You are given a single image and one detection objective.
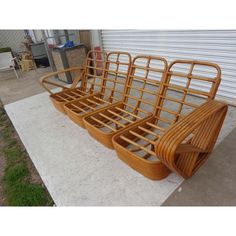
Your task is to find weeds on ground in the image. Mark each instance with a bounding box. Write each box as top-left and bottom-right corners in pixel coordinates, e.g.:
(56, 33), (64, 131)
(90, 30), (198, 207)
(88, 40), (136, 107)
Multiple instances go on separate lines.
(0, 103), (53, 206)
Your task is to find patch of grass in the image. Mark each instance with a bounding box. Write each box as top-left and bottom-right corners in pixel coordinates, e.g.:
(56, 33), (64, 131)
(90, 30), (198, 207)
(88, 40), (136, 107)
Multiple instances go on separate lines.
(6, 183), (48, 206)
(4, 164), (29, 183)
(0, 102), (53, 206)
(3, 146), (24, 164)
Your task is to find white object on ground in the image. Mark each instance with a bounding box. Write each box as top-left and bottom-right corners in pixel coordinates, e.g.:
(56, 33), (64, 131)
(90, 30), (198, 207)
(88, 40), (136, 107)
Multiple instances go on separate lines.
(0, 52), (19, 79)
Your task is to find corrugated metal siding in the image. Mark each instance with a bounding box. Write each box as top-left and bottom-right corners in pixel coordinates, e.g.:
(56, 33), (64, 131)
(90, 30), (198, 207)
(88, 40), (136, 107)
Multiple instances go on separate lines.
(101, 30), (236, 104)
(0, 30), (25, 53)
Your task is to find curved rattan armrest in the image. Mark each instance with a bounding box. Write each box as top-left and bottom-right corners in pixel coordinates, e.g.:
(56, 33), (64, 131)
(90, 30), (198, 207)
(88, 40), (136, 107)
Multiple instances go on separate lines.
(40, 66), (85, 94)
(155, 100), (228, 178)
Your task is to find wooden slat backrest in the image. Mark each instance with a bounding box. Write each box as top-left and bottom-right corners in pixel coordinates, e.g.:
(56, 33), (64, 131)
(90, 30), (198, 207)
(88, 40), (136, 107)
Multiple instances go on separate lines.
(81, 51), (131, 100)
(121, 55), (168, 118)
(154, 60), (221, 130)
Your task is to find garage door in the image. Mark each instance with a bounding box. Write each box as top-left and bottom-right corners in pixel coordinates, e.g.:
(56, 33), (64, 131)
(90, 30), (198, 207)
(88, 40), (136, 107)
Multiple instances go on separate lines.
(101, 30), (236, 105)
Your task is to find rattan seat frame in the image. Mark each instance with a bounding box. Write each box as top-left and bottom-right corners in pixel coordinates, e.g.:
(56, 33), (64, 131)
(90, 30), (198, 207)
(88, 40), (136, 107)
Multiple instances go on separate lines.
(83, 55), (168, 148)
(40, 50), (107, 113)
(64, 52), (132, 128)
(112, 60), (228, 180)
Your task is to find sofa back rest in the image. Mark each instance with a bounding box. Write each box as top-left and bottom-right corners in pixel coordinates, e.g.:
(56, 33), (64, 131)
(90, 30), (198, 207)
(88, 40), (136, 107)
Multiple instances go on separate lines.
(155, 60), (221, 129)
(122, 55), (168, 118)
(100, 52), (131, 102)
(81, 51), (131, 102)
(80, 50), (107, 92)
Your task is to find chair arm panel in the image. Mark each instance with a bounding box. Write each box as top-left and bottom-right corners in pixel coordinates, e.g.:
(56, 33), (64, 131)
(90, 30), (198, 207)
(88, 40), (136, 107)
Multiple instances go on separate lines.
(155, 100), (228, 178)
(40, 66), (84, 94)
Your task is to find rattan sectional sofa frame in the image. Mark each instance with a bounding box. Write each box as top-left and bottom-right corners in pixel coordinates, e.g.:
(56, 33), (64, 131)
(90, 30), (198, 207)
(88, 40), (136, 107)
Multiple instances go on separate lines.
(40, 50), (228, 180)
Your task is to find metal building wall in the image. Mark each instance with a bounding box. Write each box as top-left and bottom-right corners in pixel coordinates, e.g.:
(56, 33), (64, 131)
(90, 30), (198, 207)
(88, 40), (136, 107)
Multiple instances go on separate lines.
(101, 30), (236, 105)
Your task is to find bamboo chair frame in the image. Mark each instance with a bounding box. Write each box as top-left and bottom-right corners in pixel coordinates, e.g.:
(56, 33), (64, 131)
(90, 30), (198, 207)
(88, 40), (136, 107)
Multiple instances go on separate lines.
(83, 55), (168, 148)
(112, 60), (228, 180)
(40, 50), (107, 113)
(64, 52), (132, 128)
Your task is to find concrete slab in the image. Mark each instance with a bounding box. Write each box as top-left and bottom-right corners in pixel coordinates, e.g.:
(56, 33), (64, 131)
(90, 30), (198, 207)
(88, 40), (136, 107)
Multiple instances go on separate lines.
(0, 67), (65, 105)
(163, 127), (236, 206)
(0, 68), (51, 105)
(5, 92), (184, 206)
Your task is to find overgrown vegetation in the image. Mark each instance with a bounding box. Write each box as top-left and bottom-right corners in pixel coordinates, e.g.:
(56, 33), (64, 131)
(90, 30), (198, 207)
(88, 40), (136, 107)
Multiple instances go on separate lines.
(0, 102), (53, 206)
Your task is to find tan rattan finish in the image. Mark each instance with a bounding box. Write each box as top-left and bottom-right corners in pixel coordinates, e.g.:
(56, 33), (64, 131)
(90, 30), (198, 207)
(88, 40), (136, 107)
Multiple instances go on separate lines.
(64, 52), (131, 128)
(83, 55), (168, 148)
(40, 50), (107, 113)
(41, 52), (228, 180)
(113, 60), (227, 179)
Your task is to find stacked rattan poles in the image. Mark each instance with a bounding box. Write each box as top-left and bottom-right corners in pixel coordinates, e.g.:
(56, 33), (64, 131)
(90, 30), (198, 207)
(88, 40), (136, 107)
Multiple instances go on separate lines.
(40, 51), (228, 180)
